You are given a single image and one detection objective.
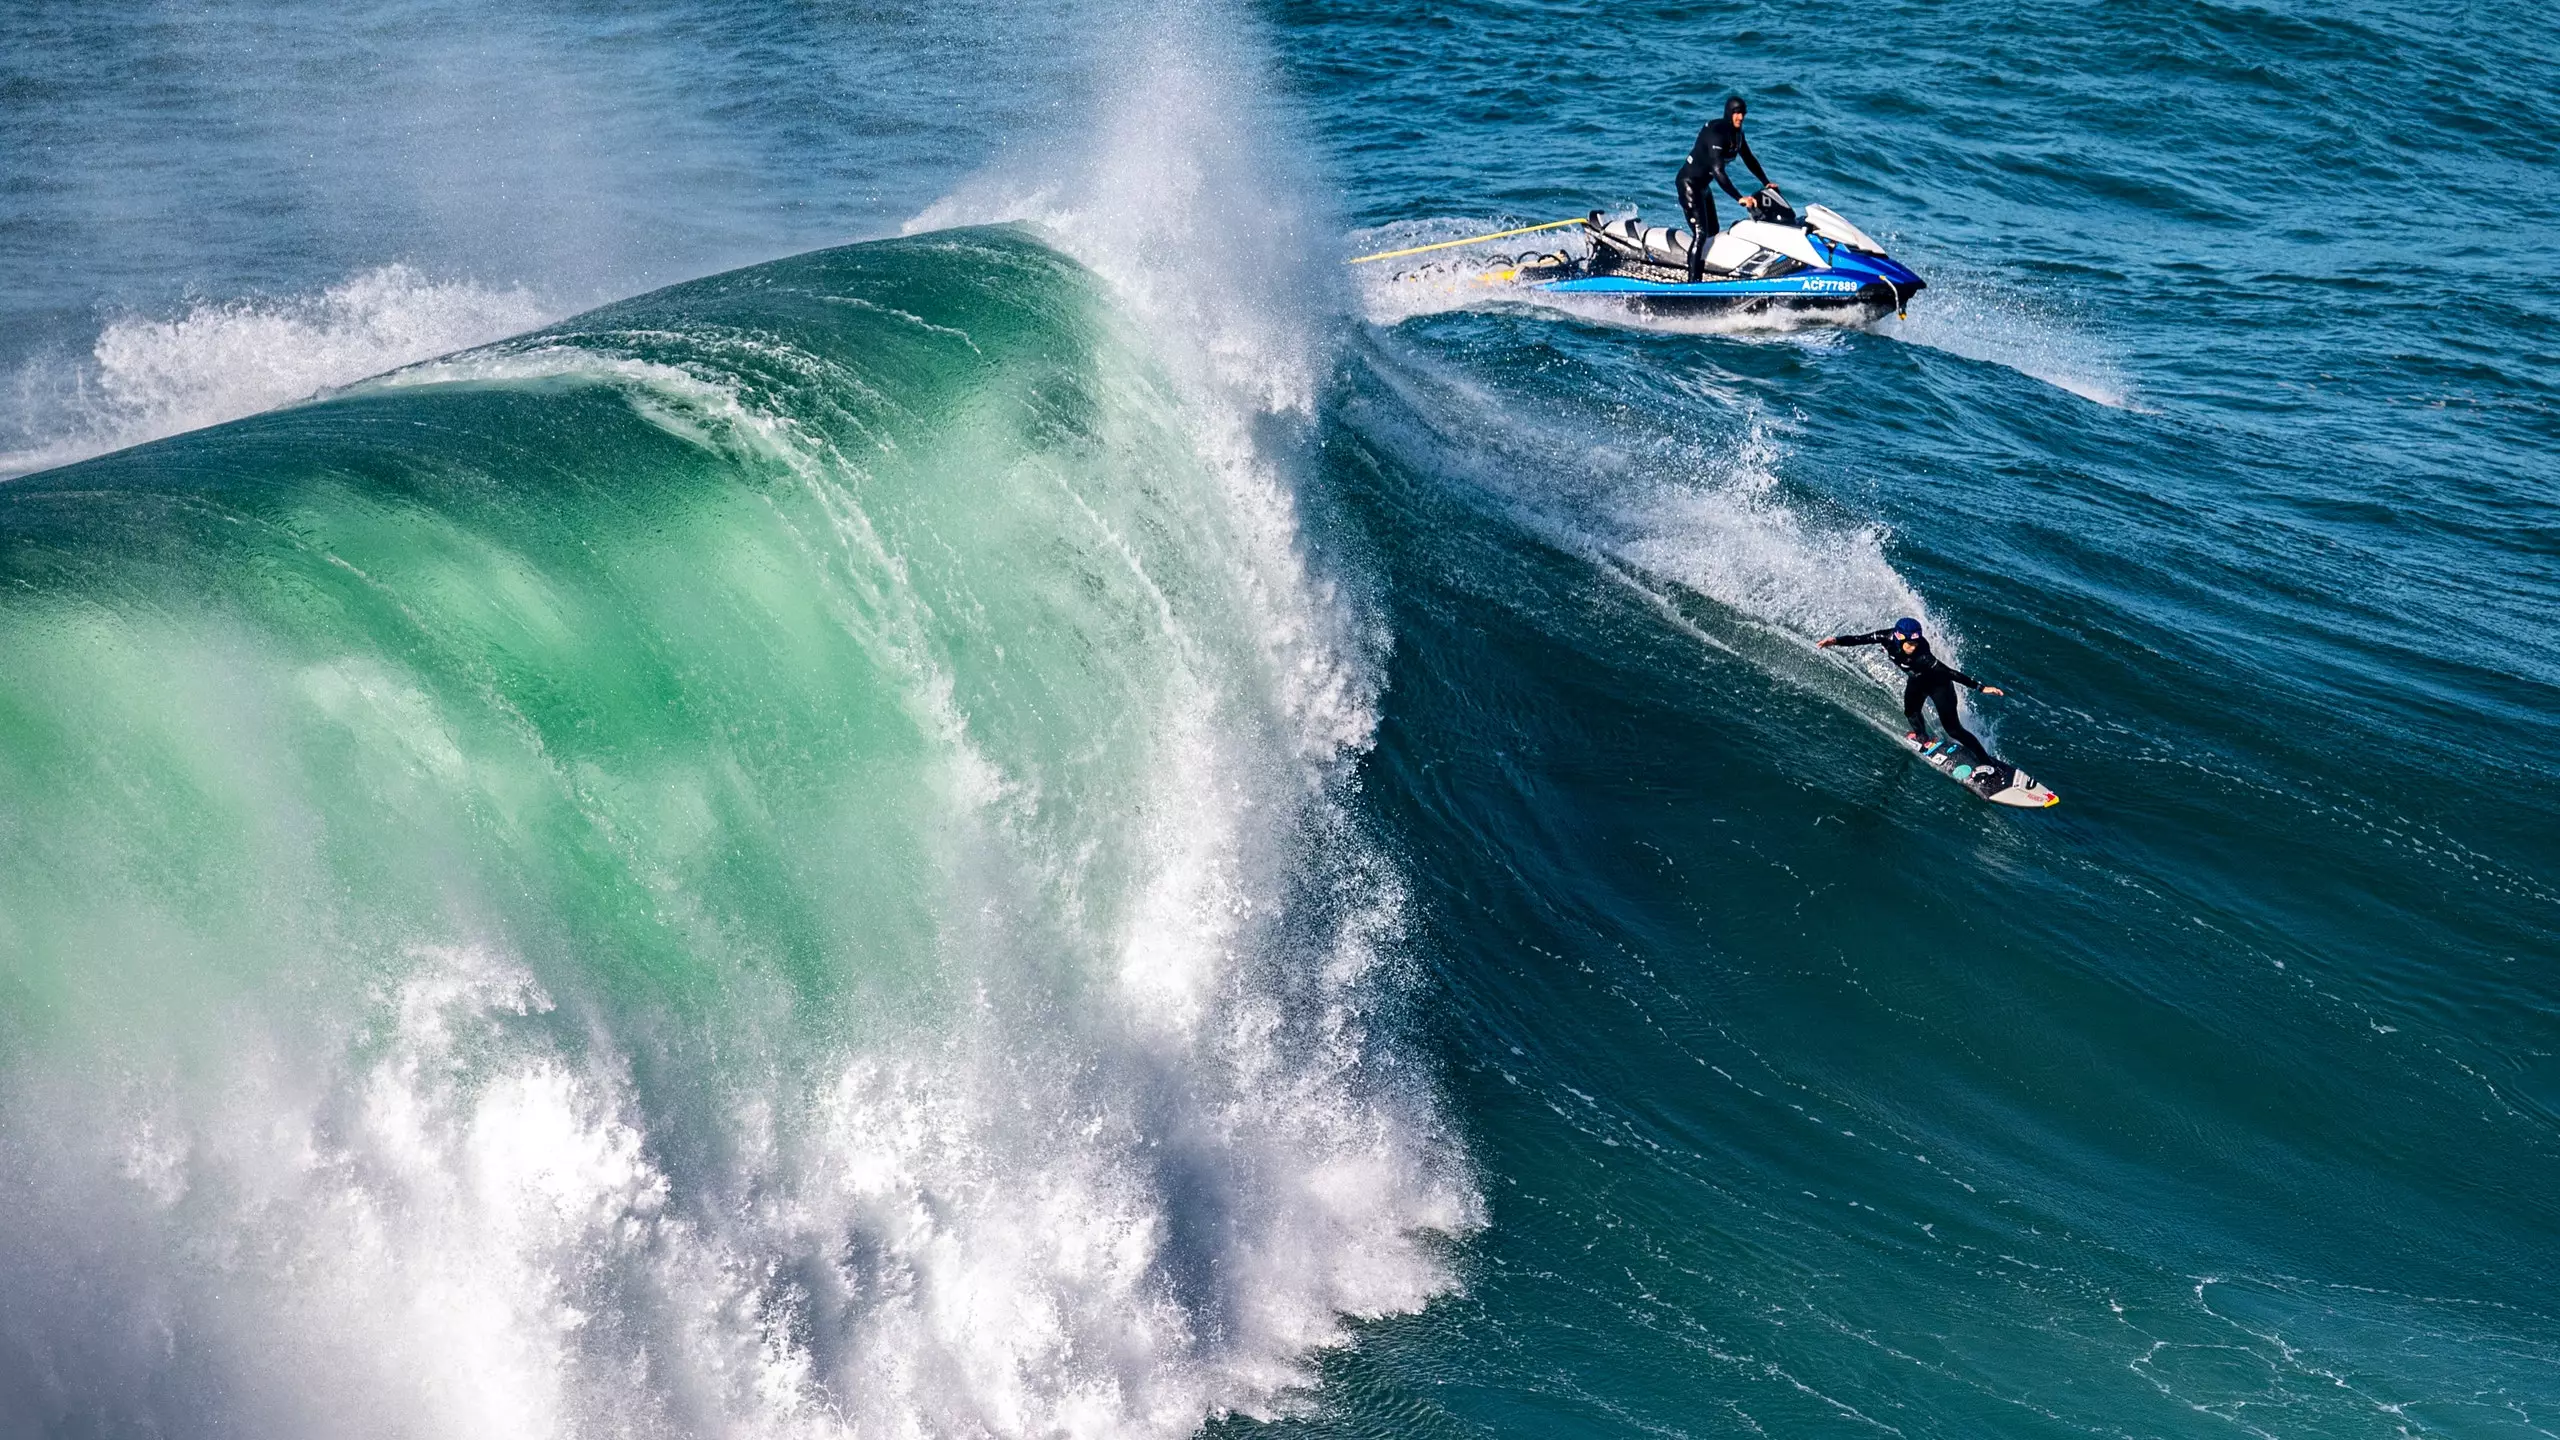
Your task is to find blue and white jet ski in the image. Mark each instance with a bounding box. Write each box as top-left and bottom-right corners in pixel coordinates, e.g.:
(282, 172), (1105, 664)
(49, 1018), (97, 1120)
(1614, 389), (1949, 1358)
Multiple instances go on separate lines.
(1517, 201), (1924, 319)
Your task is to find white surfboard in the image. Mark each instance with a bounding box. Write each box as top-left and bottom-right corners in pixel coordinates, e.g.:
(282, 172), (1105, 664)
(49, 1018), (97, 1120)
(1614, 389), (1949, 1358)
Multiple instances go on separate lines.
(1899, 731), (2060, 808)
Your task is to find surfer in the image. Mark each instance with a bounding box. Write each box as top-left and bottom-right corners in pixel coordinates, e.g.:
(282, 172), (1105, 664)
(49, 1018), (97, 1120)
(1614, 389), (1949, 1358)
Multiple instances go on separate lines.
(1818, 618), (2007, 768)
(1676, 94), (1780, 281)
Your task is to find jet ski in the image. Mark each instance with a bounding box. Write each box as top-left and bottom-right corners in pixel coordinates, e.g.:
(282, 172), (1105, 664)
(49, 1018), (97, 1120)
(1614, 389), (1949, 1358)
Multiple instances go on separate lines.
(1514, 197), (1924, 319)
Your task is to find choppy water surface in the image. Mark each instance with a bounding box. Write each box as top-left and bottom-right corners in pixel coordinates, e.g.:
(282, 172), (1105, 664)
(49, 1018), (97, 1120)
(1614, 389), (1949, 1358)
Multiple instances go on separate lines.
(3, 1), (2555, 1436)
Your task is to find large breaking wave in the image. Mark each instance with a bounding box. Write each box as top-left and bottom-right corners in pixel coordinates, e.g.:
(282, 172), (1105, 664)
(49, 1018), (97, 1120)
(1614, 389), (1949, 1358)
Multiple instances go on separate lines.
(0, 225), (1477, 1439)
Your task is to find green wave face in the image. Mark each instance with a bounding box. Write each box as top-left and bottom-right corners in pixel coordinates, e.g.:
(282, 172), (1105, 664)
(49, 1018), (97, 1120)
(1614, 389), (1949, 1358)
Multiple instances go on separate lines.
(0, 228), (1475, 1438)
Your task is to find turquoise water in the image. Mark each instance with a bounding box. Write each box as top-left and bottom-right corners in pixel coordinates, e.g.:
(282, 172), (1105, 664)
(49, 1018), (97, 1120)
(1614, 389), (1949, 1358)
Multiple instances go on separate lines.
(3, 1), (2557, 1437)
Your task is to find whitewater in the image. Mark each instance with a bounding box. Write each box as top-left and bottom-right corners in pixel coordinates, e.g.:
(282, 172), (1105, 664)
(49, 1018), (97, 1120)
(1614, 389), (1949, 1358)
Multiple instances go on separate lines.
(5, 0), (2559, 1437)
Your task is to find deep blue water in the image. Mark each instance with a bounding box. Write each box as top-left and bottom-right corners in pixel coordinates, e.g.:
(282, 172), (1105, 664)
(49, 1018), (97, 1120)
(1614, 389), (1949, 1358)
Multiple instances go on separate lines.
(3, 1), (2557, 1437)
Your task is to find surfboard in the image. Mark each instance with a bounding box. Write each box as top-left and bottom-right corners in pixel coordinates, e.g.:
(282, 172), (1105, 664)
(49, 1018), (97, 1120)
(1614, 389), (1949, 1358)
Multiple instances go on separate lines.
(1899, 731), (2060, 808)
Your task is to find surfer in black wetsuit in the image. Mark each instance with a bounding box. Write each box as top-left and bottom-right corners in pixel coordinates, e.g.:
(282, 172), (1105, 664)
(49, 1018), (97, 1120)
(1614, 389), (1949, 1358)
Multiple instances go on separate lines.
(1676, 94), (1779, 281)
(1819, 617), (2007, 768)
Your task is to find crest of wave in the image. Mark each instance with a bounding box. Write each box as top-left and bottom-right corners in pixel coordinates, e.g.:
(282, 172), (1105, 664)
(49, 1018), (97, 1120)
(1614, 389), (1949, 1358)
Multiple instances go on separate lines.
(0, 264), (551, 476)
(862, 8), (1489, 1429)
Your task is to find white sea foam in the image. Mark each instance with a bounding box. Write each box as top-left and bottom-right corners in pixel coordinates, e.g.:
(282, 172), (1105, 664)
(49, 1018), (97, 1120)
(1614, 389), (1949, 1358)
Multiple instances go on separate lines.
(1613, 417), (1938, 643)
(1884, 263), (2140, 409)
(0, 265), (554, 476)
(1342, 215), (1581, 328)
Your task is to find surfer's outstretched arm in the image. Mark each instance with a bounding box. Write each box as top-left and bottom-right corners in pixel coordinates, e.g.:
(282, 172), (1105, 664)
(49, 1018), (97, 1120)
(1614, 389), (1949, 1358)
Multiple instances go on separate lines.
(1817, 630), (1889, 649)
(1945, 666), (2007, 696)
(1943, 665), (2008, 697)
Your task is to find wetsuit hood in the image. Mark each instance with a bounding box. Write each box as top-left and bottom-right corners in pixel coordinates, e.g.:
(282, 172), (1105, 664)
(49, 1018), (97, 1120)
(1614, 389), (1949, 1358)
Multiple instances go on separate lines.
(1723, 94), (1747, 118)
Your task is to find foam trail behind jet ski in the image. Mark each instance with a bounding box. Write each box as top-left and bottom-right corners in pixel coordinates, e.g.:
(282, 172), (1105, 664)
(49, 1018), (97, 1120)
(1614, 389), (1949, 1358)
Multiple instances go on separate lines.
(1344, 216), (1592, 327)
(1869, 259), (2137, 408)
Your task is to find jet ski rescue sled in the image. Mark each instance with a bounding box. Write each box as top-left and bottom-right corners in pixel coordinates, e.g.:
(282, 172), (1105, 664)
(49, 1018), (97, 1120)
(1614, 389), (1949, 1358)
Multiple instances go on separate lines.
(1516, 203), (1924, 319)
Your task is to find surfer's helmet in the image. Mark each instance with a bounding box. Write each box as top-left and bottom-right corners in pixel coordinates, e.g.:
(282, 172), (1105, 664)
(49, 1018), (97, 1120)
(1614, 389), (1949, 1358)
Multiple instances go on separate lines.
(1892, 617), (1923, 638)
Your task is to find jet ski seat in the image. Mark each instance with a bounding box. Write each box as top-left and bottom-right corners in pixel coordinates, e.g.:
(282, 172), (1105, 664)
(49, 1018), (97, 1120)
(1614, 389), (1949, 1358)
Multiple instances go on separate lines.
(1585, 214), (1738, 275)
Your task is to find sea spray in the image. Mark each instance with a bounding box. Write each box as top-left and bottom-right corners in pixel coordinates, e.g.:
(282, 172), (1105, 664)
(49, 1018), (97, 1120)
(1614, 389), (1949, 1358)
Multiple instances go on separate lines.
(0, 266), (555, 477)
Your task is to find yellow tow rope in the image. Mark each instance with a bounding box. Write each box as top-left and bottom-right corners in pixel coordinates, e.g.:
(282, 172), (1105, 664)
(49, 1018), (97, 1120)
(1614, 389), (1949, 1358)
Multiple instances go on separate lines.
(1345, 217), (1585, 264)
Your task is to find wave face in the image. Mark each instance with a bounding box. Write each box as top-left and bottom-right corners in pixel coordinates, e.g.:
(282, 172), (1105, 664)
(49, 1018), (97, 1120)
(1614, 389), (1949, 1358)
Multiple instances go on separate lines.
(0, 231), (1476, 1438)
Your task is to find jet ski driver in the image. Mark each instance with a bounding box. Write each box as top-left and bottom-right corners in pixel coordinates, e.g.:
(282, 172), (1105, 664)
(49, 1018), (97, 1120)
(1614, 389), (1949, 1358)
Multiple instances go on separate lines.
(1676, 94), (1784, 282)
(1818, 618), (2009, 772)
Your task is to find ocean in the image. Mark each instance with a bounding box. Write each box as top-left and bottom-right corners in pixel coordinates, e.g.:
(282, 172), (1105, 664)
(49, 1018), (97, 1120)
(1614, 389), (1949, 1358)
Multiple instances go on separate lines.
(2, 1), (2555, 1436)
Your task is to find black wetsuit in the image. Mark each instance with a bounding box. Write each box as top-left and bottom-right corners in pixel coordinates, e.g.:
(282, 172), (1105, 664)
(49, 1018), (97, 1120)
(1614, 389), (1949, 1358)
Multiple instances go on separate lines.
(1828, 630), (1997, 766)
(1675, 116), (1769, 280)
